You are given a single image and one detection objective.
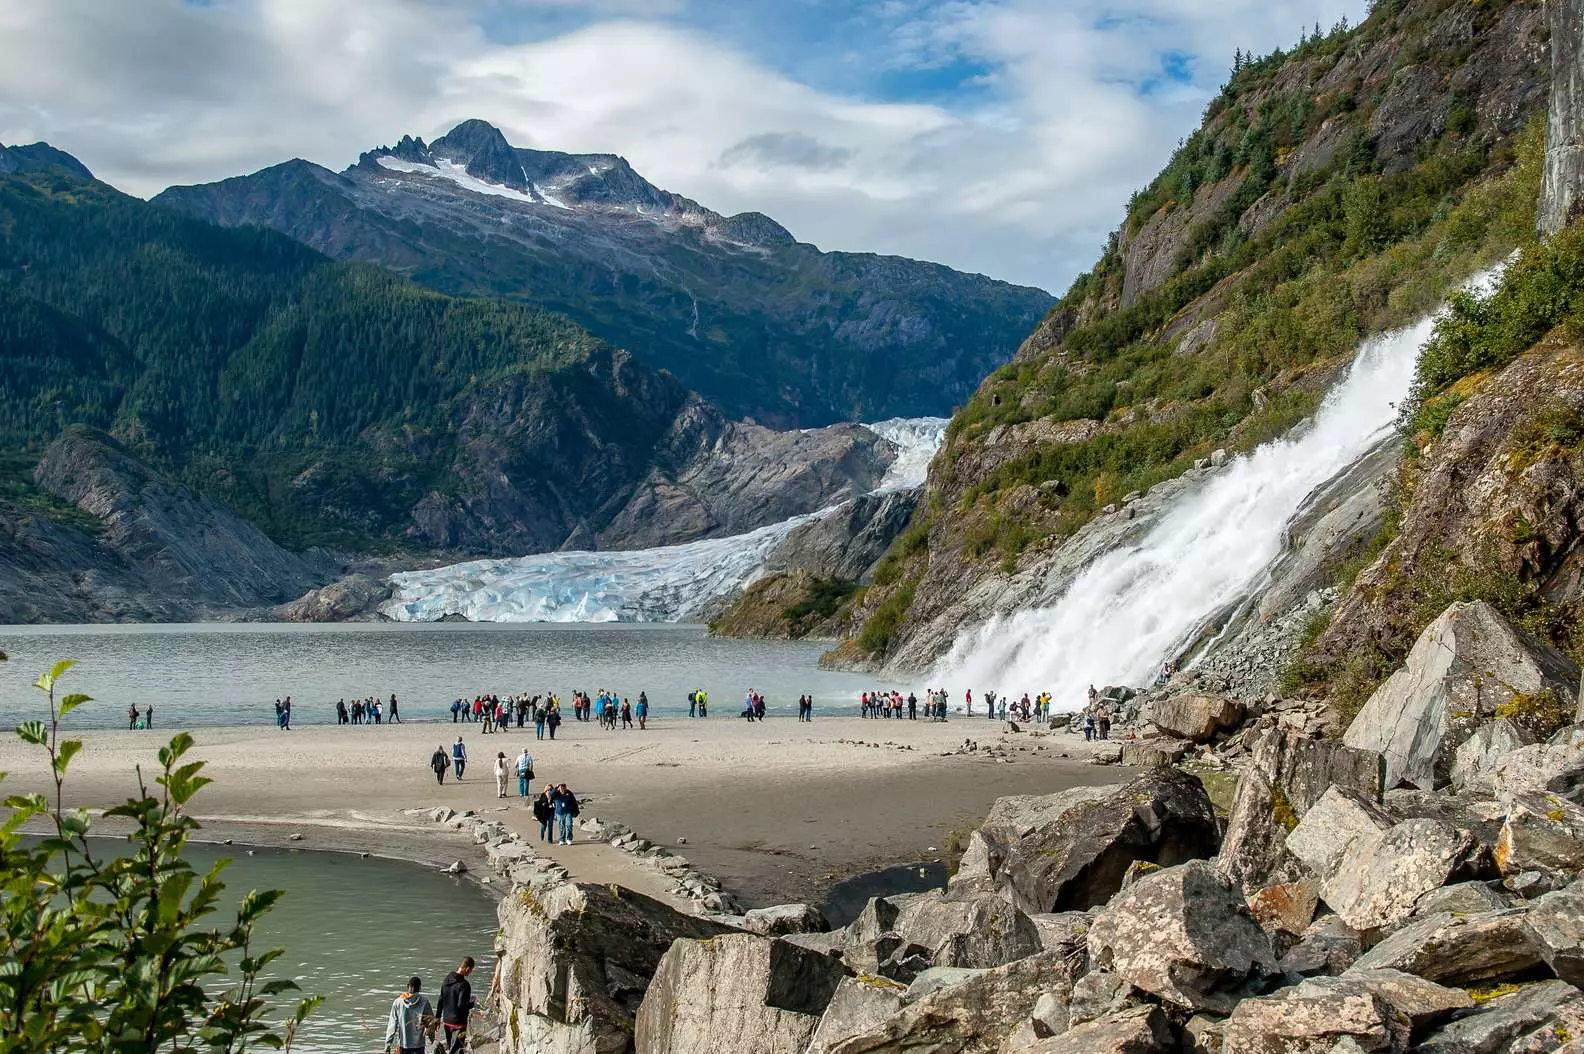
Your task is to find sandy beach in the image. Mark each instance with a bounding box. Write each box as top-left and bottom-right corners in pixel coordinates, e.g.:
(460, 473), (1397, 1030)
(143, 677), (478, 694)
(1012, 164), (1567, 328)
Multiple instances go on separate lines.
(0, 714), (1126, 907)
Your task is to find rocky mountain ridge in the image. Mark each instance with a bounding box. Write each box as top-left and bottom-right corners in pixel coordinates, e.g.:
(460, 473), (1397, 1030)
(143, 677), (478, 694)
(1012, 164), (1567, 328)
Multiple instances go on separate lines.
(153, 118), (1055, 425)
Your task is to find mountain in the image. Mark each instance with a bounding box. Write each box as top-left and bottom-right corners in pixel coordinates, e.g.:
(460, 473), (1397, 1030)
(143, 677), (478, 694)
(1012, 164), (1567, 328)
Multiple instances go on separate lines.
(0, 141), (94, 180)
(152, 119), (1055, 426)
(0, 159), (906, 619)
(826, 0), (1562, 676)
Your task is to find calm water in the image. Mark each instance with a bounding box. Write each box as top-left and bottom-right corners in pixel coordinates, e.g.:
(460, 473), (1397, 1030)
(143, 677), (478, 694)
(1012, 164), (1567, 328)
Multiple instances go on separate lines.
(0, 622), (899, 730)
(165, 841), (496, 1054)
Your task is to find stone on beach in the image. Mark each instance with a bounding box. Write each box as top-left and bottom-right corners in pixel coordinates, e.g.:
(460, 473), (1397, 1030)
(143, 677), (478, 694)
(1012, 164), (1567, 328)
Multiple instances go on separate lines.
(1145, 693), (1244, 742)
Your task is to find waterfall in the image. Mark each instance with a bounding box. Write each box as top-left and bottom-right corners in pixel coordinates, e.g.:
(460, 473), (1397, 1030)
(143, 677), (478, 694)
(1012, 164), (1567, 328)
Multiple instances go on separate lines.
(936, 265), (1507, 706)
(381, 417), (946, 623)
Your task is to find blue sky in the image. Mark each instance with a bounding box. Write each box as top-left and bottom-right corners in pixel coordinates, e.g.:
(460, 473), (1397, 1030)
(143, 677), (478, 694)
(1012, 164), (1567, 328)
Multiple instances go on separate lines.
(0, 0), (1368, 291)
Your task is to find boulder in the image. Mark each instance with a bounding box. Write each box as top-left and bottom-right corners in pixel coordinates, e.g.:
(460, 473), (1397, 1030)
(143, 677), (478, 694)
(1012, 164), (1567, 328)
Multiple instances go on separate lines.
(1067, 970), (1142, 1027)
(1019, 1006), (1176, 1053)
(1246, 879), (1320, 937)
(843, 893), (922, 947)
(1120, 740), (1189, 768)
(823, 951), (1079, 1054)
(1352, 910), (1545, 986)
(1495, 791), (1584, 878)
(950, 768), (1219, 913)
(805, 977), (906, 1054)
(901, 967), (983, 1002)
(1284, 786), (1396, 880)
(495, 882), (736, 1054)
(1492, 738), (1584, 802)
(1215, 977), (1410, 1053)
(1028, 912), (1093, 957)
(1342, 601), (1579, 791)
(889, 890), (1043, 969)
(1146, 694), (1244, 742)
(1452, 718), (1537, 793)
(634, 933), (847, 1054)
(1086, 860), (1276, 1014)
(1381, 788), (1508, 849)
(1413, 980), (1584, 1054)
(1216, 728), (1383, 891)
(1411, 881), (1514, 916)
(1526, 880), (1584, 986)
(1319, 819), (1478, 931)
(1278, 914), (1365, 977)
(742, 903), (829, 937)
(1337, 968), (1476, 1025)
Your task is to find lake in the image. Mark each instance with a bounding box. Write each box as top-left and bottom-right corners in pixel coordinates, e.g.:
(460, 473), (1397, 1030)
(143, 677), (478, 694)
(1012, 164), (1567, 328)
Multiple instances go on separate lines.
(0, 622), (899, 730)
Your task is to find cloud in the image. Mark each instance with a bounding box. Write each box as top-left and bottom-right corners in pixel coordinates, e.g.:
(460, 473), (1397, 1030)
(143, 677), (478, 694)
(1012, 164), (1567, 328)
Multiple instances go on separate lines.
(0, 0), (1369, 292)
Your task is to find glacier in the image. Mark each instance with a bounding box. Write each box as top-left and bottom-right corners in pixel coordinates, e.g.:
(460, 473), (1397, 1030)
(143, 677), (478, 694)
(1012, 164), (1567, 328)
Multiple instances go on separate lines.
(381, 418), (946, 623)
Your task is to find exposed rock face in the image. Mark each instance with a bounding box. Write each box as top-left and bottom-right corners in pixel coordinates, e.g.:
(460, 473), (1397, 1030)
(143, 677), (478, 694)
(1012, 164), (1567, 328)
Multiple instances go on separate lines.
(1086, 860), (1276, 1014)
(1318, 818), (1478, 931)
(1494, 791), (1584, 878)
(1021, 1006), (1176, 1054)
(1526, 880), (1584, 986)
(0, 429), (339, 622)
(741, 904), (829, 937)
(1216, 978), (1411, 1053)
(1342, 601), (1579, 790)
(494, 882), (735, 1054)
(1284, 786), (1396, 881)
(1453, 718), (1538, 794)
(633, 934), (846, 1054)
(950, 769), (1219, 913)
(762, 490), (920, 583)
(276, 573), (393, 622)
(1413, 980), (1584, 1053)
(804, 978), (905, 1054)
(1539, 0), (1584, 235)
(886, 890), (1044, 969)
(1490, 737), (1584, 802)
(1145, 694), (1244, 742)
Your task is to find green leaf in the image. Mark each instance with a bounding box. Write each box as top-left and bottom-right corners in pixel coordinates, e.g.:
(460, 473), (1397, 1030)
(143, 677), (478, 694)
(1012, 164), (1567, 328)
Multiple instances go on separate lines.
(57, 693), (92, 719)
(16, 721), (47, 747)
(33, 659), (77, 693)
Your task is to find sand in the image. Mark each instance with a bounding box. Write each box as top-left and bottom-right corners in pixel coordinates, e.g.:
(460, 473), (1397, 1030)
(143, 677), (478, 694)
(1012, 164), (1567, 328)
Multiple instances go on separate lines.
(0, 714), (1127, 907)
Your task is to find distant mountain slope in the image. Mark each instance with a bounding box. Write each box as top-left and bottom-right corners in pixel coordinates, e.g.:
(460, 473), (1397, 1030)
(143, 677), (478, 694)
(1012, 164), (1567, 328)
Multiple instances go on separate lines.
(0, 163), (895, 585)
(154, 119), (1055, 425)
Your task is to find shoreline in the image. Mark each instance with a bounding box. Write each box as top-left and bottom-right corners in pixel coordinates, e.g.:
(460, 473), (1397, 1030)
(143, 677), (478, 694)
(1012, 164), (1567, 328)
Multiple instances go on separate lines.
(0, 718), (1128, 909)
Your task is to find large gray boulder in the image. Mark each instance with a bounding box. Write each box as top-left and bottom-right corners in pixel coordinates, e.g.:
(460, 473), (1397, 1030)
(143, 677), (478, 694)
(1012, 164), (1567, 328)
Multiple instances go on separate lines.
(1413, 980), (1584, 1053)
(1145, 694), (1243, 742)
(1527, 880), (1584, 986)
(634, 933), (846, 1054)
(1452, 718), (1537, 793)
(1214, 977), (1411, 1053)
(1343, 601), (1579, 791)
(1019, 1006), (1176, 1053)
(822, 951), (1080, 1054)
(1319, 818), (1478, 931)
(1352, 910), (1545, 986)
(1284, 786), (1396, 880)
(1495, 791), (1584, 879)
(1216, 727), (1383, 892)
(950, 769), (1219, 913)
(888, 890), (1043, 969)
(805, 977), (906, 1054)
(742, 903), (829, 937)
(1086, 860), (1276, 1014)
(1491, 736), (1584, 802)
(1277, 914), (1365, 977)
(494, 882), (736, 1054)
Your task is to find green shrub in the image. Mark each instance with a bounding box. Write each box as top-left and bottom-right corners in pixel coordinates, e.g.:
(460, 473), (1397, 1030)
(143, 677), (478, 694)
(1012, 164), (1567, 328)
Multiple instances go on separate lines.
(858, 578), (917, 656)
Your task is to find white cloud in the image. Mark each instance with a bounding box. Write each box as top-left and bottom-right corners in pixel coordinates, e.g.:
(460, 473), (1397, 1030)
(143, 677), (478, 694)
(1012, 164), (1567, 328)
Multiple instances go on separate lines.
(0, 0), (1367, 291)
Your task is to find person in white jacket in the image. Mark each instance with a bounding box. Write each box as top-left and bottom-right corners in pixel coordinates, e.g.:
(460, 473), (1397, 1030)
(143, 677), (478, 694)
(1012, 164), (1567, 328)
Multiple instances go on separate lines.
(384, 976), (433, 1054)
(493, 751), (509, 798)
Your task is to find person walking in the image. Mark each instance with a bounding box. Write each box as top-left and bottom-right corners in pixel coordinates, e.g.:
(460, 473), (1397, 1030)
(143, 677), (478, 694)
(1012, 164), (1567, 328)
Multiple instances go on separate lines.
(636, 692), (648, 730)
(688, 689), (698, 718)
(516, 747), (534, 798)
(389, 693), (401, 724)
(430, 745), (448, 785)
(546, 707), (561, 740)
(437, 958), (477, 1054)
(552, 782), (579, 845)
(620, 698), (633, 730)
(145, 705), (153, 729)
(451, 737), (467, 781)
(282, 696), (292, 730)
(533, 787), (555, 842)
(383, 975), (433, 1054)
(493, 751), (509, 798)
(534, 702), (547, 740)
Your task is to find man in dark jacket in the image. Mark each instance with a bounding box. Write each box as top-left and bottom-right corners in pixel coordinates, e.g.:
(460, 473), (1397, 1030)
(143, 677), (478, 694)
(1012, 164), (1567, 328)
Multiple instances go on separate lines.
(436, 957), (476, 1053)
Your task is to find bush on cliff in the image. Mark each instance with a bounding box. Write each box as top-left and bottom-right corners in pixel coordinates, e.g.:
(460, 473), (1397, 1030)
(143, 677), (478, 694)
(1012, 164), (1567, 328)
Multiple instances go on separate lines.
(0, 661), (318, 1050)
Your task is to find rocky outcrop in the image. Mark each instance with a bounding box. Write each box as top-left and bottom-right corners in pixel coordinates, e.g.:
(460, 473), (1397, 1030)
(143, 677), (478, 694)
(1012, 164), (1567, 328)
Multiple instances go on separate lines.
(1144, 694), (1243, 742)
(276, 573), (394, 622)
(0, 429), (340, 622)
(633, 934), (846, 1054)
(1539, 0), (1584, 235)
(949, 768), (1219, 913)
(1494, 790), (1584, 879)
(1413, 980), (1584, 1053)
(1342, 601), (1579, 790)
(1526, 879), (1584, 986)
(1021, 1007), (1175, 1054)
(1317, 818), (1480, 931)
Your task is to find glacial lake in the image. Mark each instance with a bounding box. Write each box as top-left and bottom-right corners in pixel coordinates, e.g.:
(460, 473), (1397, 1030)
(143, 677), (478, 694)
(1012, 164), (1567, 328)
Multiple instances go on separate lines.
(0, 622), (899, 730)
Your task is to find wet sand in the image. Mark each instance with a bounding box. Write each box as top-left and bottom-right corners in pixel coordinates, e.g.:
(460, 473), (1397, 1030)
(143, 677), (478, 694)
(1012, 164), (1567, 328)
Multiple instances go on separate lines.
(0, 715), (1126, 907)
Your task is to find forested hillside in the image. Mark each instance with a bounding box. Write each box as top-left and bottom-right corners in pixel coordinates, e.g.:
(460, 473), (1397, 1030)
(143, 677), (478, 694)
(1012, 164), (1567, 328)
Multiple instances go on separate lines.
(831, 0), (1551, 671)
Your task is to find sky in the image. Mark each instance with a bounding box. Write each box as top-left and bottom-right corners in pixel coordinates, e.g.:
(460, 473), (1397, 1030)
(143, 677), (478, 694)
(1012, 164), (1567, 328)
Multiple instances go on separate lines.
(0, 0), (1368, 293)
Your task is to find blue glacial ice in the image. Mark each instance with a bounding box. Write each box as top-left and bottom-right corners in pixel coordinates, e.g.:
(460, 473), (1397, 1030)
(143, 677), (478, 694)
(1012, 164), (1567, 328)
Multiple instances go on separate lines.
(381, 418), (946, 623)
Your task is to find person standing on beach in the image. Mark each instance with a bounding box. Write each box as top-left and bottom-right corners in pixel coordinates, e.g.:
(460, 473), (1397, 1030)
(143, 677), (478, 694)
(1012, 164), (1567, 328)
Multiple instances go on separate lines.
(534, 701), (547, 740)
(145, 705), (152, 729)
(493, 751), (509, 798)
(516, 747), (534, 798)
(383, 975), (433, 1054)
(546, 706), (561, 740)
(698, 690), (708, 718)
(533, 787), (555, 842)
(451, 737), (467, 781)
(128, 704), (139, 730)
(430, 746), (448, 785)
(437, 958), (477, 1054)
(552, 783), (579, 844)
(636, 692), (649, 729)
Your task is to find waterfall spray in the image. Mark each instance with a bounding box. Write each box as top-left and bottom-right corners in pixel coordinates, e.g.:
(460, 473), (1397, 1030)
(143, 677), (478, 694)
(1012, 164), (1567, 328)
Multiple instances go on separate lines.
(936, 265), (1508, 707)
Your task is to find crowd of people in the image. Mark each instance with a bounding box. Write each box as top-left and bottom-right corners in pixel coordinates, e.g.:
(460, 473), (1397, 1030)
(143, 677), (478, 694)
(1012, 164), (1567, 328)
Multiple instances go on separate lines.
(335, 694), (399, 724)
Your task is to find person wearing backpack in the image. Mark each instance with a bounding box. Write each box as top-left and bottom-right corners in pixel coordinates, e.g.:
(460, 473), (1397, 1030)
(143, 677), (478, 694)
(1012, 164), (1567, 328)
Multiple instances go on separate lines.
(515, 747), (534, 798)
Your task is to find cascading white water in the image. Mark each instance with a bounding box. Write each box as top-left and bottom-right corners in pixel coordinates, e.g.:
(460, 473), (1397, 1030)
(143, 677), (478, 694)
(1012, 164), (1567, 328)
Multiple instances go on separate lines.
(937, 265), (1507, 707)
(381, 417), (946, 623)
